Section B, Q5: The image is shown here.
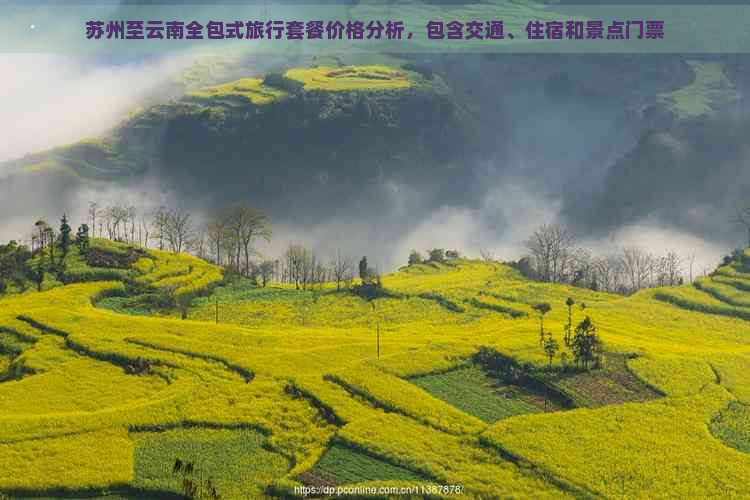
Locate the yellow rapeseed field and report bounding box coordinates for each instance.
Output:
[284,66,412,92]
[1,243,749,497]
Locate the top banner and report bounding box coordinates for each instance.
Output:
[2,3,750,53]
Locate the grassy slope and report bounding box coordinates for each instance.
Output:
[0,252,749,496]
[187,78,287,104]
[409,365,541,422]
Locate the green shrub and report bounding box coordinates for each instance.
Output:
[262,71,304,94]
[417,292,464,313]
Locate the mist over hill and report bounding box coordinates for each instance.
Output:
[1,52,749,270]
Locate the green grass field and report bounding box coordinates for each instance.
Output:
[132,427,289,499]
[410,365,541,422]
[711,401,750,454]
[308,444,427,485]
[1,240,750,497]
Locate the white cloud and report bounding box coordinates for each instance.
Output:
[0,53,195,164]
[582,222,727,277]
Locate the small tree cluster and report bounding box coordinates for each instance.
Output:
[535,298,601,373]
[262,71,304,94]
[543,332,560,370]
[330,250,354,290]
[0,241,31,293]
[86,201,268,265]
[570,316,602,370]
[407,248,460,267]
[76,224,90,255]
[428,248,445,263]
[358,256,380,285]
[87,202,149,246]
[524,224,687,294]
[281,244,331,290]
[408,250,423,266]
[266,246,356,291]
[248,260,276,288]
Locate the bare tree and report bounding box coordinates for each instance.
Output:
[593,254,623,293]
[658,251,682,286]
[127,206,137,244]
[569,247,594,287]
[139,213,151,248]
[330,250,354,290]
[115,206,128,241]
[479,249,494,263]
[225,202,271,275]
[654,254,668,287]
[273,259,281,282]
[191,228,208,260]
[521,224,685,294]
[163,209,193,254]
[207,209,231,266]
[285,244,312,290]
[258,260,275,287]
[103,205,129,241]
[311,254,328,288]
[103,207,114,240]
[88,202,100,238]
[620,246,654,292]
[525,224,575,283]
[151,206,170,251]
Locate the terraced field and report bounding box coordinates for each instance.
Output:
[186,65,418,108]
[284,66,412,92]
[655,254,750,323]
[1,242,750,497]
[188,78,288,104]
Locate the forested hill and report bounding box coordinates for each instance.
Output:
[4,53,750,250]
[0,64,477,217]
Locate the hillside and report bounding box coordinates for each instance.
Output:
[4,54,750,256]
[0,241,749,497]
[0,63,475,218]
[567,110,750,239]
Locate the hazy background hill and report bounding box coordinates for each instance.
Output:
[2,48,750,269]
